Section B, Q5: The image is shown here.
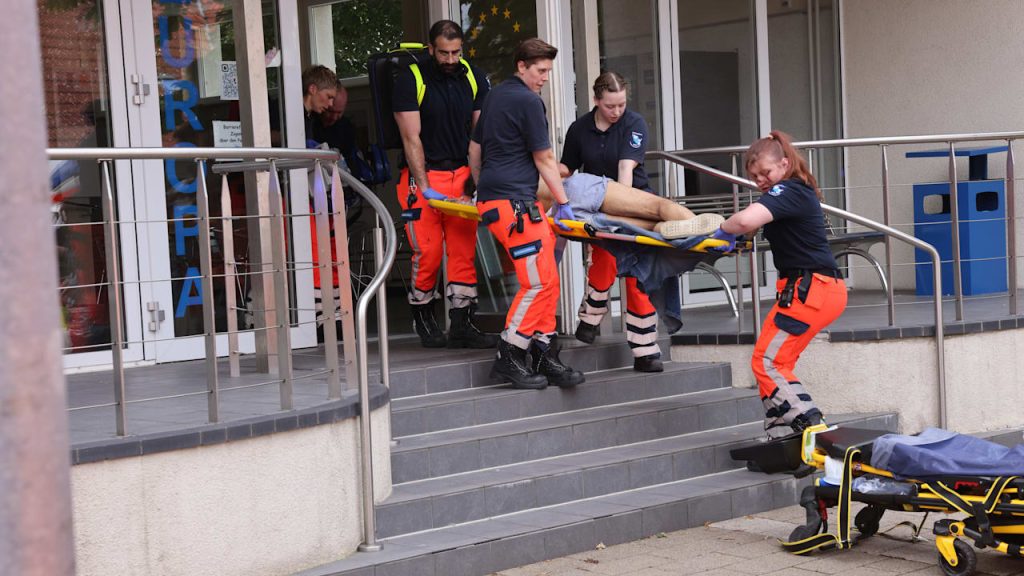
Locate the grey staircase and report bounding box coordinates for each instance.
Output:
[295,335,898,576]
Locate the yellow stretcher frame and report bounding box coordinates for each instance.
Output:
[774,424,1024,576]
[427,199,741,253]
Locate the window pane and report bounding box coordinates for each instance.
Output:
[40,0,116,353]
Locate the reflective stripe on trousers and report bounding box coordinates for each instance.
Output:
[579,244,660,358]
[752,274,847,438]
[397,167,479,307]
[478,198,559,350]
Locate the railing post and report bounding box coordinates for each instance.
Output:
[373,219,390,392]
[881,145,896,325]
[310,161,342,398]
[749,186,762,339]
[948,142,964,321]
[731,153,744,331]
[195,159,220,422]
[267,160,294,409]
[100,159,128,435]
[1007,140,1017,316]
[220,173,241,377]
[329,163,359,391]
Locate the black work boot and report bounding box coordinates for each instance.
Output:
[633,352,664,373]
[574,321,599,344]
[490,339,548,389]
[410,302,447,348]
[791,410,825,434]
[531,337,585,388]
[447,306,498,349]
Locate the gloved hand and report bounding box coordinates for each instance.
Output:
[708,227,737,252]
[552,202,575,231]
[421,187,446,201]
[305,139,321,149]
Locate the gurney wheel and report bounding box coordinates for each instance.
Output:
[854,505,885,538]
[938,539,977,576]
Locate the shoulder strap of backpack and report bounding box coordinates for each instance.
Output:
[409,63,426,106]
[460,59,478,100]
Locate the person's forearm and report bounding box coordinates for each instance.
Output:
[721,203,773,235]
[469,141,481,185]
[535,151,568,205]
[617,159,636,188]
[401,136,430,191]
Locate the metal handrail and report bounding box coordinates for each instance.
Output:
[649,152,948,428]
[652,130,1022,322]
[50,146,396,552]
[657,131,1024,155]
[335,167,397,553]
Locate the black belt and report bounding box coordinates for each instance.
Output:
[426,159,467,171]
[780,268,841,280]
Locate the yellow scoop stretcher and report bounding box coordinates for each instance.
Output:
[427,199,740,253]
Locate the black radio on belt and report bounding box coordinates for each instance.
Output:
[527,203,543,223]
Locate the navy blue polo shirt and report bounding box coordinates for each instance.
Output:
[757,178,839,273]
[472,76,551,202]
[561,108,650,191]
[393,58,490,168]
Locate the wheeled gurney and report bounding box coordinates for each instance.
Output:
[732,425,1024,576]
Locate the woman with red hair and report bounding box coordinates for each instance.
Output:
[713,130,847,440]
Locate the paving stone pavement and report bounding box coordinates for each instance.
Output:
[489,502,1024,576]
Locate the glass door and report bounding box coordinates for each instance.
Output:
[41,0,146,370]
[128,0,297,363]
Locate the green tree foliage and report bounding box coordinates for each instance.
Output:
[331,0,403,78]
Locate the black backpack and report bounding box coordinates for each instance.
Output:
[368,43,432,150]
[367,42,480,150]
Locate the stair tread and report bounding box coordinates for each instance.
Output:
[384,334,674,373]
[293,468,788,575]
[391,361,723,410]
[393,387,754,450]
[386,412,889,504]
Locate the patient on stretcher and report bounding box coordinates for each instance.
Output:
[536,172,723,239]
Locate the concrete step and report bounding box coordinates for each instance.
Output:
[390,361,729,437]
[294,413,898,576]
[391,387,761,484]
[380,420,770,538]
[384,334,672,399]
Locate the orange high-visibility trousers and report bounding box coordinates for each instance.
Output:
[577,245,660,358]
[478,198,559,350]
[397,166,479,308]
[752,273,847,439]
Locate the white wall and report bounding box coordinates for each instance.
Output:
[841,0,1024,289]
[672,328,1024,436]
[72,408,392,576]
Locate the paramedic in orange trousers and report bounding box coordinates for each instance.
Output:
[560,71,666,373]
[469,38,585,390]
[712,131,847,439]
[393,20,497,349]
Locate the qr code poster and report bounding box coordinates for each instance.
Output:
[221,61,239,101]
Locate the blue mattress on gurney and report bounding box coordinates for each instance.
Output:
[870,427,1024,480]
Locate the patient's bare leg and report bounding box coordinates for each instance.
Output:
[599,181,696,222]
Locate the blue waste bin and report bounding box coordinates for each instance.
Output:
[907,147,1007,296]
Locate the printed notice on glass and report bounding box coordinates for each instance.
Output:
[213,121,242,148]
[221,61,239,101]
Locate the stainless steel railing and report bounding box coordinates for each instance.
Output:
[648,151,948,428]
[49,146,395,551]
[661,131,1024,323]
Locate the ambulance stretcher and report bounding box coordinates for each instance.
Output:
[731,425,1024,576]
[427,199,745,253]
